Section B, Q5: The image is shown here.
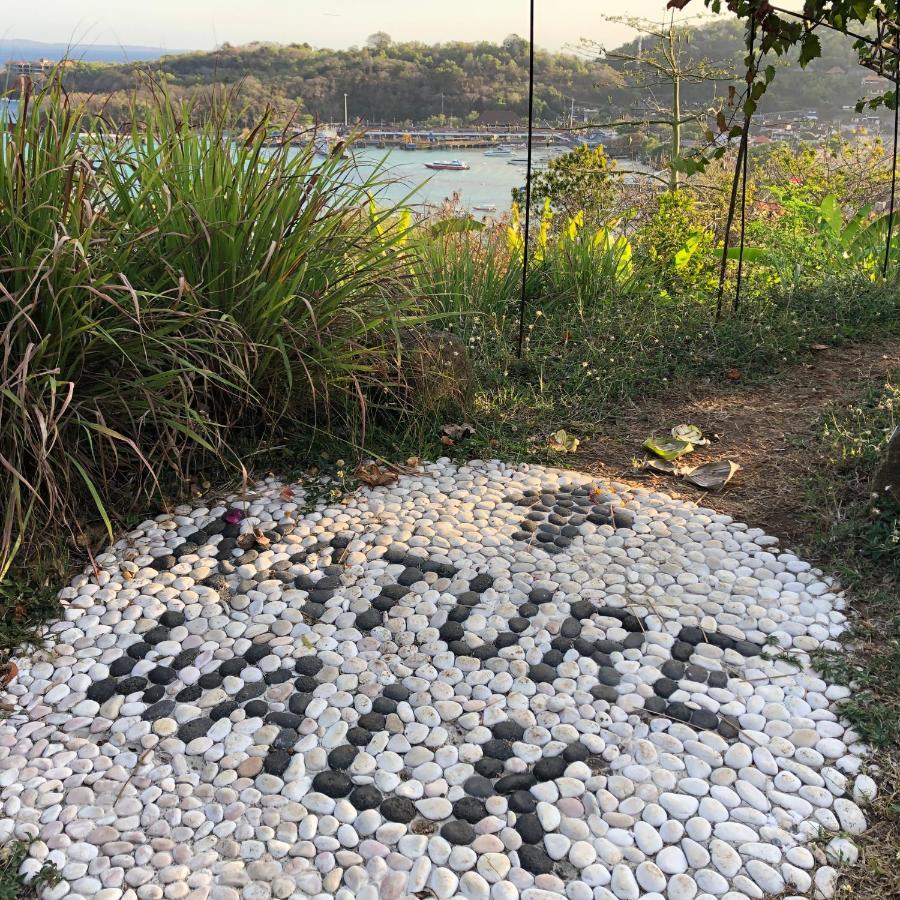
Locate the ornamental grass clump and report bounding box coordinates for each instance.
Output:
[0,80,418,575]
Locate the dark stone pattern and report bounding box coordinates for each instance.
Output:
[75,489,766,873]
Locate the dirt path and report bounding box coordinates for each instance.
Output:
[574,338,900,546]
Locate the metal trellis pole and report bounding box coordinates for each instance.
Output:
[516,0,537,359]
[884,71,899,278]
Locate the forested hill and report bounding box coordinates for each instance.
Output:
[58,22,876,126]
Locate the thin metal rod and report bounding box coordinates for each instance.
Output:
[516,0,537,360]
[884,73,899,277]
[733,12,757,314]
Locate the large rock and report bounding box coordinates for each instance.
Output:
[388,327,474,414]
[872,426,900,497]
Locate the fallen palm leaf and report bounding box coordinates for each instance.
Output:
[810,343,829,352]
[724,368,742,381]
[683,460,740,490]
[643,436,694,460]
[0,662,17,688]
[354,462,398,488]
[548,430,580,453]
[671,424,709,446]
[643,457,696,476]
[279,486,296,501]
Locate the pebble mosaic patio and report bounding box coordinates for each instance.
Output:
[0,459,873,900]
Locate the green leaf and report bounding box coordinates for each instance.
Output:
[764,65,776,84]
[798,33,822,68]
[743,99,757,117]
[70,458,114,543]
[430,217,486,237]
[643,436,694,460]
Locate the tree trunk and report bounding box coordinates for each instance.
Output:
[872,426,900,497]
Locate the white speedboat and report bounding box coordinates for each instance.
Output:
[484,147,513,157]
[424,159,470,171]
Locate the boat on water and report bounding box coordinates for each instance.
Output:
[424,160,470,171]
[472,204,497,212]
[484,147,514,157]
[507,158,530,165]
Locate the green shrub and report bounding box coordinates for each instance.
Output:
[0,82,418,575]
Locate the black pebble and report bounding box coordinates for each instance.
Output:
[590,684,617,702]
[515,814,543,844]
[267,711,303,729]
[199,671,223,689]
[645,696,668,714]
[482,739,513,761]
[244,644,271,664]
[313,771,353,798]
[295,656,324,676]
[463,775,494,798]
[563,742,591,763]
[172,649,200,670]
[529,588,553,604]
[176,684,202,703]
[496,632,519,648]
[623,632,646,650]
[472,644,498,661]
[178,718,212,743]
[551,637,574,653]
[117,676,148,696]
[734,640,762,657]
[265,668,292,685]
[244,700,269,718]
[708,671,729,689]
[518,845,553,875]
[495,773,536,794]
[447,606,470,623]
[148,667,176,686]
[448,640,470,657]
[529,664,557,684]
[661,660,685,680]
[372,696,397,715]
[356,610,383,631]
[519,603,540,618]
[653,678,678,698]
[381,796,416,823]
[456,591,481,607]
[211,700,240,721]
[264,750,292,777]
[273,729,298,751]
[358,712,386,732]
[373,596,398,612]
[474,757,504,778]
[508,791,537,813]
[328,745,358,770]
[382,583,412,600]
[680,626,704,644]
[398,567,425,587]
[685,664,709,683]
[533,756,567,781]
[110,657,136,677]
[236,682,266,703]
[667,702,692,722]
[453,797,487,823]
[294,675,318,693]
[383,684,410,702]
[153,555,177,571]
[441,821,475,845]
[142,685,165,704]
[346,727,370,746]
[597,667,620,687]
[439,622,464,643]
[350,785,382,810]
[672,640,694,662]
[143,626,169,645]
[561,618,581,638]
[127,642,151,660]
[492,721,525,742]
[508,618,529,634]
[690,709,720,730]
[469,574,494,593]
[569,600,594,620]
[289,693,312,716]
[718,717,740,739]
[141,699,176,721]
[706,632,735,650]
[87,679,118,704]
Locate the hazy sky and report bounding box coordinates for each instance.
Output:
[4,1,714,52]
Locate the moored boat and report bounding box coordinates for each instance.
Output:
[424,160,470,171]
[472,204,498,212]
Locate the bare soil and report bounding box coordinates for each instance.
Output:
[573,338,900,545]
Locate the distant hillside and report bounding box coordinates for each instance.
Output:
[0,38,188,64]
[40,22,886,126]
